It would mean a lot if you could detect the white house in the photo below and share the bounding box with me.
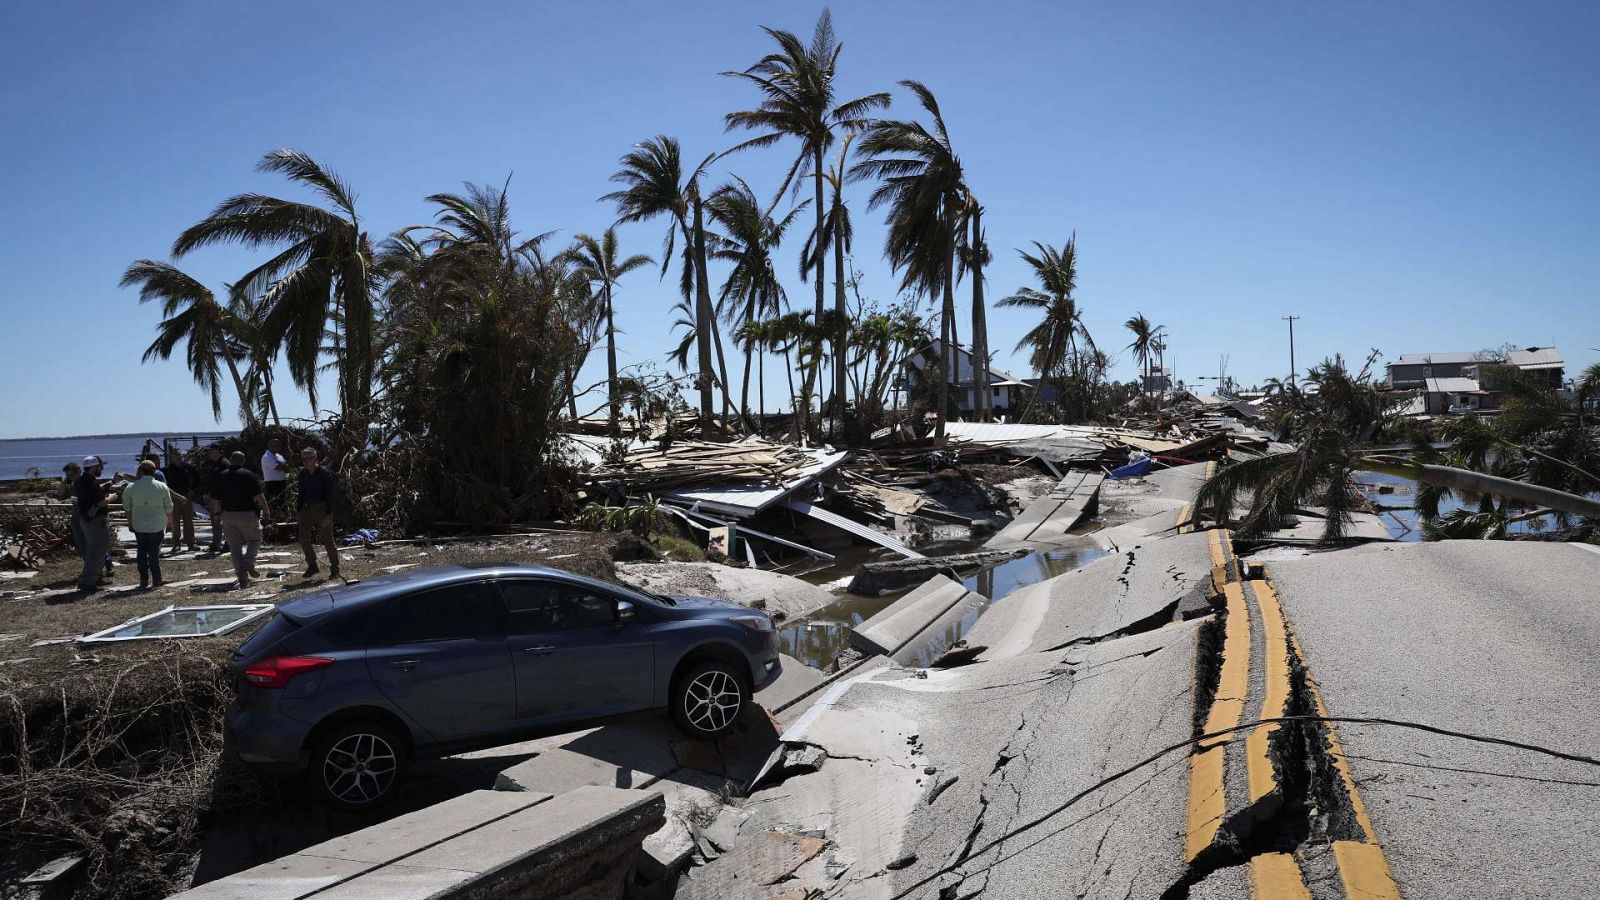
[900,339,1034,415]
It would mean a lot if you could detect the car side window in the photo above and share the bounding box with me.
[501,580,617,632]
[501,580,563,631]
[376,583,501,645]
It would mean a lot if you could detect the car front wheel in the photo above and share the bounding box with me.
[671,660,750,738]
[309,721,408,810]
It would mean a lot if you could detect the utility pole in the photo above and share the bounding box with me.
[1282,315,1300,384]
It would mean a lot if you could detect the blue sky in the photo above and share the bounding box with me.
[2,0,1596,438]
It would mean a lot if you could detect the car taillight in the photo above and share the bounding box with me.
[243,655,334,689]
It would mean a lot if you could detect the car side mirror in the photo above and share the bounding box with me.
[616,600,635,625]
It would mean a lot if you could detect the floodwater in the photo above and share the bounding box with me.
[777,540,1111,670]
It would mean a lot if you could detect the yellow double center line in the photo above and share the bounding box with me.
[1185,537,1400,899]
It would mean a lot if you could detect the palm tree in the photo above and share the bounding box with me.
[565,230,653,434]
[734,318,771,427]
[723,8,890,433]
[997,235,1096,422]
[173,150,375,435]
[706,177,806,429]
[849,80,967,438]
[1125,313,1156,398]
[801,133,859,430]
[121,260,255,425]
[958,202,991,420]
[602,136,727,431]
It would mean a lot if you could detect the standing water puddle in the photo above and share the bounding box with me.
[778,544,1111,670]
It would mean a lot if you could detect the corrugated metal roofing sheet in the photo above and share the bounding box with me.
[1506,347,1564,368]
[1424,377,1483,393]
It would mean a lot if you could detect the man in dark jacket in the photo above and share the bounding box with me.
[214,451,267,588]
[162,449,199,551]
[198,444,227,553]
[295,448,340,580]
[74,456,116,591]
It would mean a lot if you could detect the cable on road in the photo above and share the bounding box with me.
[890,714,1600,898]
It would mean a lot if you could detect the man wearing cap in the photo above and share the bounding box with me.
[214,451,268,588]
[295,448,340,580]
[122,460,174,589]
[161,449,199,551]
[73,456,117,591]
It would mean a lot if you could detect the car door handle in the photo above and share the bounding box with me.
[524,645,557,656]
[386,658,423,671]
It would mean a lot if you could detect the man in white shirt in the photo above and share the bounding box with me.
[260,438,290,511]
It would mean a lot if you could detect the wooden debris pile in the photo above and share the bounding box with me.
[587,439,814,494]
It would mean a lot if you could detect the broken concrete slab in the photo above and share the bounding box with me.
[983,471,1105,551]
[891,620,1208,900]
[327,785,664,900]
[848,574,988,666]
[495,738,678,794]
[675,829,829,899]
[295,789,550,865]
[172,854,372,900]
[964,529,1217,659]
[755,653,826,713]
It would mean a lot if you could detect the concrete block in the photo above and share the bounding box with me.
[495,743,672,794]
[849,575,987,666]
[295,789,549,865]
[172,853,371,900]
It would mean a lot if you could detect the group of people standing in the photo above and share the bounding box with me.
[64,438,340,592]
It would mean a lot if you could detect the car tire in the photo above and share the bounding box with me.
[671,660,750,738]
[308,721,409,811]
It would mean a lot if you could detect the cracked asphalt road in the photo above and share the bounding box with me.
[1264,540,1600,900]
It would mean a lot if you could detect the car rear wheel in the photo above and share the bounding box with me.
[309,721,408,810]
[671,660,750,738]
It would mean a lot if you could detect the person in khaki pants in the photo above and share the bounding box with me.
[296,448,340,580]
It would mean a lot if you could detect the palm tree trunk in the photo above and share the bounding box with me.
[1366,459,1600,519]
[758,343,766,429]
[691,196,716,432]
[937,207,957,438]
[219,339,256,429]
[605,284,620,436]
[783,348,797,420]
[970,206,989,422]
[833,196,848,435]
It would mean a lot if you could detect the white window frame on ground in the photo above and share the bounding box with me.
[79,604,275,642]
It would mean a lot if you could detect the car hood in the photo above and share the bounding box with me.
[660,594,752,618]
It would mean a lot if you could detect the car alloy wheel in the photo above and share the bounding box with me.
[322,730,398,806]
[683,668,742,733]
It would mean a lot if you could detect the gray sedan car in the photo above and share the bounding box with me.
[224,564,780,808]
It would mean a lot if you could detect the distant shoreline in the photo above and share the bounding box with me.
[0,430,235,443]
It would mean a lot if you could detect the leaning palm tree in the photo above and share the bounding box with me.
[849,80,966,437]
[173,150,375,434]
[565,230,653,434]
[121,260,255,425]
[997,235,1096,422]
[1125,313,1156,398]
[602,136,730,430]
[723,8,889,433]
[706,177,806,429]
